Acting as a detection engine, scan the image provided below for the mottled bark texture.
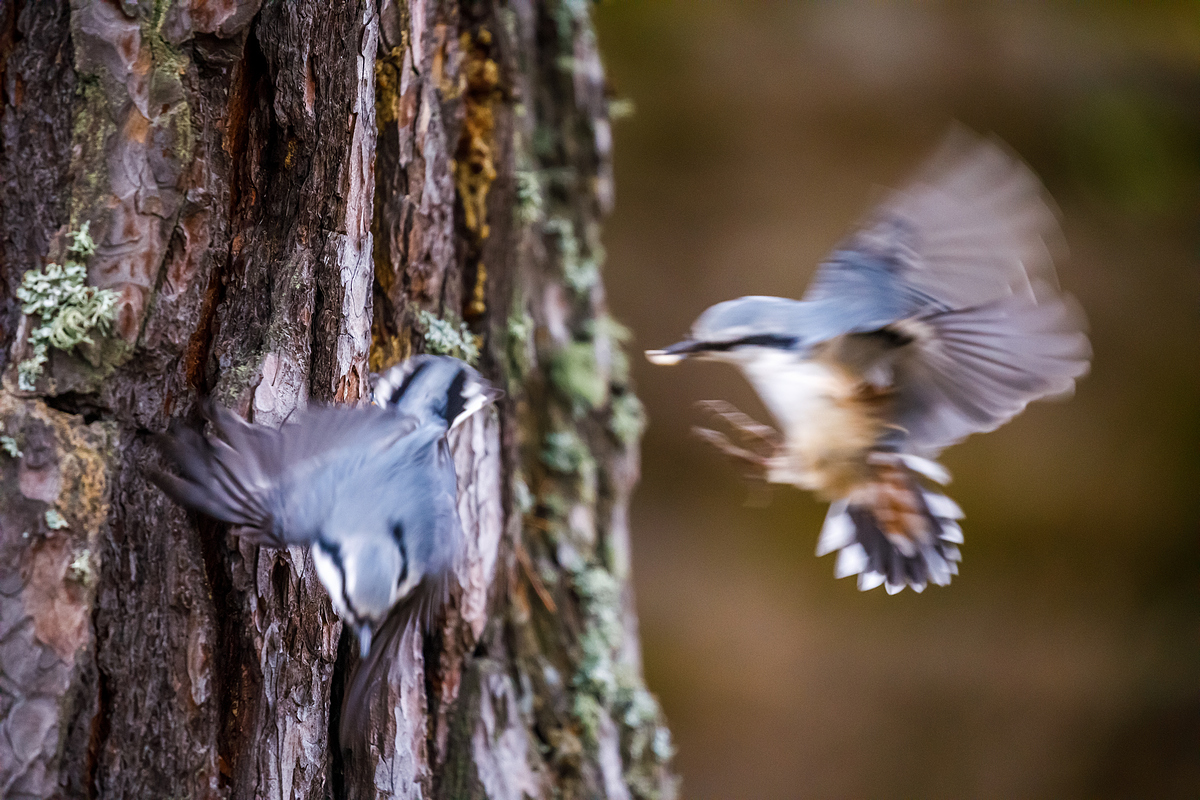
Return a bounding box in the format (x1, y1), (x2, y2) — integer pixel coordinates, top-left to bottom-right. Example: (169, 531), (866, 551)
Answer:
(0, 1), (675, 798)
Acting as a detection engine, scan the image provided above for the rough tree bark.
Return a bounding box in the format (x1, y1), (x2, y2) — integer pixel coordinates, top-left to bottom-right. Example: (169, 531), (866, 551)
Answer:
(0, 1), (676, 798)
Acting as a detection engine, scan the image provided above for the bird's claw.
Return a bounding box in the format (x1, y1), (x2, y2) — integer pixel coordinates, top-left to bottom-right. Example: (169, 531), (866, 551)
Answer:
(692, 400), (782, 486)
(694, 400), (782, 451)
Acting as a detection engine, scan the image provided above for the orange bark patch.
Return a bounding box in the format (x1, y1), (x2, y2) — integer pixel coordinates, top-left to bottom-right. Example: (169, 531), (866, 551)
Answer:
(454, 30), (501, 241)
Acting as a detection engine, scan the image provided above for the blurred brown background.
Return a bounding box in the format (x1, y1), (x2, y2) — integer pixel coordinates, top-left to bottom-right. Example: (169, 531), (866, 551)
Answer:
(592, 3), (1200, 797)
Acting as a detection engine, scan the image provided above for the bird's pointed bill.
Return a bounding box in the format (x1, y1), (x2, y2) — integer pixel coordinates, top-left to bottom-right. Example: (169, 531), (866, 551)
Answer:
(645, 340), (709, 365)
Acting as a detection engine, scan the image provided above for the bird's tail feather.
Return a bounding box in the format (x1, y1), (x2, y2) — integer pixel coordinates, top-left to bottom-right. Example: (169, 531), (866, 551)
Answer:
(817, 452), (963, 593)
(337, 574), (451, 751)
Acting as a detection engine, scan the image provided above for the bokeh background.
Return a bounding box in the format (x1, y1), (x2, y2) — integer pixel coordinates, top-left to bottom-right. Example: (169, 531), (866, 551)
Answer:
(592, 3), (1200, 797)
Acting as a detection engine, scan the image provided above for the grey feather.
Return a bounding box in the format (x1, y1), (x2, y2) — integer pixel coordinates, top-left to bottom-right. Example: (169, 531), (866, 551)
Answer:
(890, 291), (1090, 453)
(151, 401), (423, 546)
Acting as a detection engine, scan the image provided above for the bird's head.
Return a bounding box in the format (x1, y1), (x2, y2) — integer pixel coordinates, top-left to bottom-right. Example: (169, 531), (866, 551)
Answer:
(372, 354), (501, 429)
(311, 530), (421, 658)
(645, 296), (809, 366)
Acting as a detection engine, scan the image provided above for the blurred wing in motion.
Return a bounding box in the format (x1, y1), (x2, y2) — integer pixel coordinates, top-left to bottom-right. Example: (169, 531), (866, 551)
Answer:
(886, 294), (1089, 453)
(803, 129), (1089, 452)
(803, 128), (1067, 334)
(150, 401), (420, 546)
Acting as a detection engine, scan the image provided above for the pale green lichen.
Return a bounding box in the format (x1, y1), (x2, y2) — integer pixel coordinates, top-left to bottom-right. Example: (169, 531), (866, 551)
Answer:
(545, 216), (600, 294)
(571, 566), (622, 715)
(590, 314), (632, 385)
(569, 558), (674, 785)
(542, 429), (597, 507)
(68, 548), (94, 585)
(0, 422), (20, 459)
(574, 567), (622, 646)
(415, 309), (480, 365)
(539, 490), (570, 521)
(551, 341), (607, 415)
(16, 222), (119, 391)
(515, 170), (544, 225)
(609, 393), (646, 447)
(0, 437), (20, 459)
(45, 509), (69, 530)
(513, 472), (535, 515)
(507, 308), (535, 380)
(541, 429), (591, 475)
(572, 691), (605, 745)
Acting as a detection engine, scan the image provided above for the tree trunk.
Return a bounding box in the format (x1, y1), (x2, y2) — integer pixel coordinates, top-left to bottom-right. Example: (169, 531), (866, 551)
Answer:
(0, 1), (675, 798)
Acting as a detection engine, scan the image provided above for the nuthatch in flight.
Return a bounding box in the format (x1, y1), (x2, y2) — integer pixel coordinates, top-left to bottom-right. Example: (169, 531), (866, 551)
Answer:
(151, 354), (499, 734)
(647, 130), (1090, 594)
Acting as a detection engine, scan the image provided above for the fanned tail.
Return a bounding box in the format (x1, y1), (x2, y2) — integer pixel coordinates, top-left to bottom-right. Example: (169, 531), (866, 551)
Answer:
(816, 452), (964, 593)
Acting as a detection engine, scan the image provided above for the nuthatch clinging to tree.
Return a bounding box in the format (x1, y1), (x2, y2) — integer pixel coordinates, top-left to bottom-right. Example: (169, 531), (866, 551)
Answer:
(150, 354), (499, 736)
(646, 129), (1090, 594)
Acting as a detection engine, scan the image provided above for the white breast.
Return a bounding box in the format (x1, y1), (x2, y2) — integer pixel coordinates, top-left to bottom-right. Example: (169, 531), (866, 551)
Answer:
(736, 349), (879, 496)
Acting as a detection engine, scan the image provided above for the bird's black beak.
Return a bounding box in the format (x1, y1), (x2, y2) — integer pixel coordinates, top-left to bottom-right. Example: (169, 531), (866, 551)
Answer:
(645, 340), (707, 365)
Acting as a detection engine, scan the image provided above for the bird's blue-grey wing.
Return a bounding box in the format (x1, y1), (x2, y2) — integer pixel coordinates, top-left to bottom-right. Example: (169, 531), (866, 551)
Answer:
(888, 293), (1089, 454)
(335, 420), (465, 743)
(151, 402), (420, 545)
(799, 130), (1089, 452)
(802, 128), (1065, 327)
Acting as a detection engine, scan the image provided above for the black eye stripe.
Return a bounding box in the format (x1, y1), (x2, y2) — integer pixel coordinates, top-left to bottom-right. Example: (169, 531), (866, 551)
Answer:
(443, 369), (468, 424)
(318, 540), (363, 625)
(707, 334), (798, 352)
(393, 360), (430, 404)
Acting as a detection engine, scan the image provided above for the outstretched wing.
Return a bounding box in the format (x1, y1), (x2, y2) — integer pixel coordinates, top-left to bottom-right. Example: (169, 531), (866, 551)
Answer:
(802, 128), (1065, 337)
(150, 401), (420, 545)
(801, 129), (1089, 453)
(887, 292), (1089, 454)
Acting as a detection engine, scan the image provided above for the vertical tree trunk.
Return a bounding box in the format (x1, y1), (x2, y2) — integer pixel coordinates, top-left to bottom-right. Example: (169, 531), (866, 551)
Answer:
(0, 1), (676, 798)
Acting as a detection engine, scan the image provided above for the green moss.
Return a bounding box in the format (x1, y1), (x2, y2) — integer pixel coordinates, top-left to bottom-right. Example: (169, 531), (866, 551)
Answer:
(16, 223), (120, 391)
(415, 309), (481, 365)
(551, 341), (607, 414)
(507, 308), (535, 380)
(609, 393), (645, 447)
(514, 170), (544, 225)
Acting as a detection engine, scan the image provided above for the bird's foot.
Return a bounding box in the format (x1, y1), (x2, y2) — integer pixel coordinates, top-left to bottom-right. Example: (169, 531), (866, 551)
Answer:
(692, 400), (782, 484)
